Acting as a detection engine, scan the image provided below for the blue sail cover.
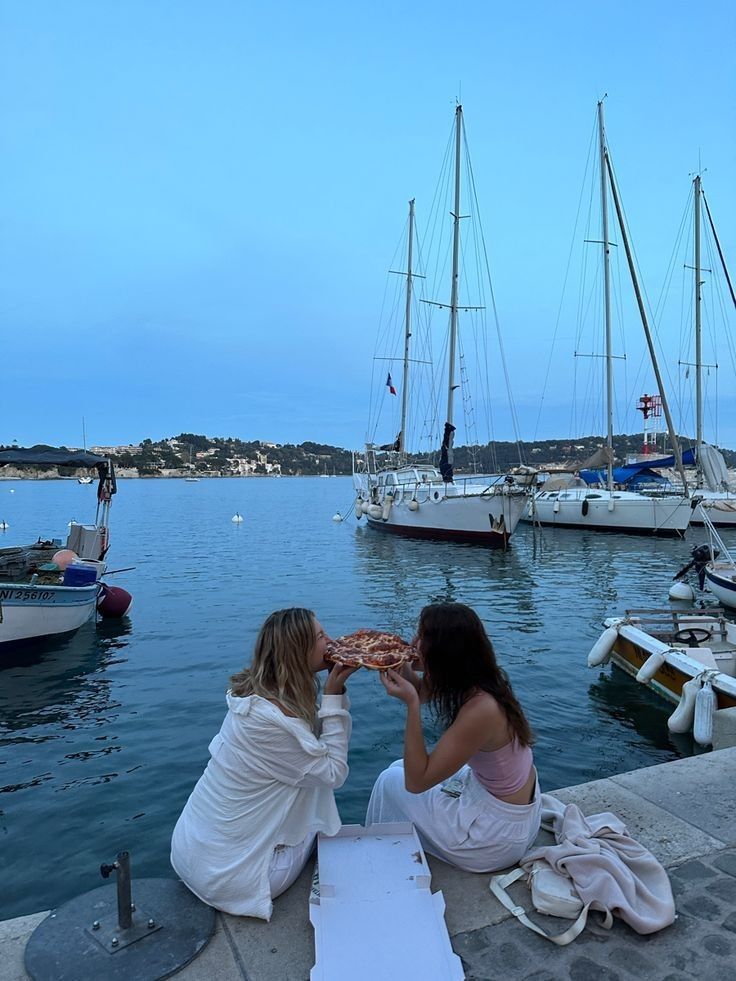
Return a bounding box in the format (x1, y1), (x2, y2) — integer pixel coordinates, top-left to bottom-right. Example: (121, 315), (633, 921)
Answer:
(580, 448), (696, 486)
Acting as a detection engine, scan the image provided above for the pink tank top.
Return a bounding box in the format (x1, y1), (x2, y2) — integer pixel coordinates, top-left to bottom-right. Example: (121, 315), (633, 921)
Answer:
(468, 739), (533, 797)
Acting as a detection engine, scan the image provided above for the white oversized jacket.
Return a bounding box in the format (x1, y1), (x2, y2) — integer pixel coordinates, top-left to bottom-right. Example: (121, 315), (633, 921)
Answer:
(170, 691), (351, 919)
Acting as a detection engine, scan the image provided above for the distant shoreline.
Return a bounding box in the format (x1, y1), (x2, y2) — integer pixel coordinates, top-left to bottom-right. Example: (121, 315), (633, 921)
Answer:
(0, 472), (345, 480)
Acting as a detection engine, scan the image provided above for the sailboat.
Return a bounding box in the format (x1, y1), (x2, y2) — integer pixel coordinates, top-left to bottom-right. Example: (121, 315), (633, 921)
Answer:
(185, 444), (200, 481)
(680, 175), (736, 527)
(78, 418), (94, 483)
(528, 101), (693, 536)
(352, 106), (533, 547)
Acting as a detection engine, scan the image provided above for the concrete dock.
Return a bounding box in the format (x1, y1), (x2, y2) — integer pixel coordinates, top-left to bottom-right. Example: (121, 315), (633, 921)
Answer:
(4, 747), (736, 980)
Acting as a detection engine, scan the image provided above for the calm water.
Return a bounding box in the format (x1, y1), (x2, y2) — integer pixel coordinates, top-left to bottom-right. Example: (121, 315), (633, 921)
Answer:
(1, 476), (733, 920)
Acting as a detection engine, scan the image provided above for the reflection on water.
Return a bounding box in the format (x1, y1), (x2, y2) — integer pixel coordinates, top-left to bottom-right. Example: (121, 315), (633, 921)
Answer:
(0, 618), (131, 730)
(1, 477), (735, 921)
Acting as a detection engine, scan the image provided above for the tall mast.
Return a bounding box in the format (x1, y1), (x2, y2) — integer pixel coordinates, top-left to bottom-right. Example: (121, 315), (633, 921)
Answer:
(694, 175), (703, 454)
(603, 141), (689, 495)
(598, 101), (614, 492)
(399, 199), (415, 455)
(446, 104), (463, 426)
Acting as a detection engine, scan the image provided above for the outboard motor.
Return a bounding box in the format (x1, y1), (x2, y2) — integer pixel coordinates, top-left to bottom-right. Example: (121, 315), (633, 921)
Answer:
(673, 542), (720, 590)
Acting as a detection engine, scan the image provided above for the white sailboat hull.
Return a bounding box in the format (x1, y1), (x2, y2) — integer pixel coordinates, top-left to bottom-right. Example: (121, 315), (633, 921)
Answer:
(356, 474), (529, 546)
(524, 489), (693, 536)
(705, 563), (736, 609)
(0, 582), (99, 648)
(691, 493), (736, 527)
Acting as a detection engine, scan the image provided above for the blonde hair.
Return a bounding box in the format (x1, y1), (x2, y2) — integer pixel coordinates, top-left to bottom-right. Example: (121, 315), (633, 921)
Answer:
(230, 608), (319, 724)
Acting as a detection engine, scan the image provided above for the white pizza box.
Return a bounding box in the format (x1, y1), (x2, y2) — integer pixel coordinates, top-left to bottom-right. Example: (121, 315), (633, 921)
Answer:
(310, 823), (464, 981)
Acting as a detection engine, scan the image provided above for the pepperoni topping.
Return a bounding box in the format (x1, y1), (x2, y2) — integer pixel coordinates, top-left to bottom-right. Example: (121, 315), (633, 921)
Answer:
(325, 629), (417, 670)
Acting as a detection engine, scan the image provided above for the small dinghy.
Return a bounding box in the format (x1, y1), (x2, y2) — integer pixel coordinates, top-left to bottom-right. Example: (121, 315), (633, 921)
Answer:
(588, 609), (736, 746)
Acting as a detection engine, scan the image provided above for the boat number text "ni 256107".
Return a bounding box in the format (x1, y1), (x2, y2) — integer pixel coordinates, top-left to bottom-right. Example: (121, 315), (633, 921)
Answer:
(0, 588), (57, 603)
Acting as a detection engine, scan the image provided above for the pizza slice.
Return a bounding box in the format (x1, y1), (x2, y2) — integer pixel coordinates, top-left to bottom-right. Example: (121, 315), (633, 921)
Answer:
(325, 629), (418, 670)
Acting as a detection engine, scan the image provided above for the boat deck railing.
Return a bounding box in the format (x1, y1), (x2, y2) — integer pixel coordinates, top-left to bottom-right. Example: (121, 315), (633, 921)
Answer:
(624, 607), (730, 643)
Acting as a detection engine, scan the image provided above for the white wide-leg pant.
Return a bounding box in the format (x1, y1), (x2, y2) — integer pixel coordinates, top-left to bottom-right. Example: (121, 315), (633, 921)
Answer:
(366, 761), (541, 872)
(268, 833), (316, 898)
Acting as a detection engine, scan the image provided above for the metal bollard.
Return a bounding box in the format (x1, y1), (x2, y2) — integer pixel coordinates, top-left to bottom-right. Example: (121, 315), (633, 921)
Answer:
(100, 850), (133, 930)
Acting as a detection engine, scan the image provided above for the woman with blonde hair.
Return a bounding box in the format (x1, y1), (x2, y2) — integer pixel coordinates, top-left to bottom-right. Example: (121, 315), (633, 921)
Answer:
(367, 602), (540, 872)
(171, 608), (355, 919)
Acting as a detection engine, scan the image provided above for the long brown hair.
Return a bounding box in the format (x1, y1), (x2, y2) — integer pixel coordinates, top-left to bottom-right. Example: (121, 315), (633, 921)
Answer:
(418, 602), (533, 746)
(229, 608), (318, 725)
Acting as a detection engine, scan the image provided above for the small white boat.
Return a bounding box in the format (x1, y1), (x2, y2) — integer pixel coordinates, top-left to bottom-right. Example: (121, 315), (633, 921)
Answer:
(588, 608), (736, 745)
(0, 447), (126, 652)
(78, 475), (93, 485)
(673, 512), (736, 611)
(705, 562), (736, 608)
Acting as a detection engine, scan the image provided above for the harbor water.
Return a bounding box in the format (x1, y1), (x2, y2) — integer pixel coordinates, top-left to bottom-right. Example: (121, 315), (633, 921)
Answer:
(1, 476), (733, 921)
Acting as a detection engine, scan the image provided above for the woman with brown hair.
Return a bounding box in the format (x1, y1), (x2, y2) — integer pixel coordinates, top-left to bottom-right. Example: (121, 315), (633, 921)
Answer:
(171, 608), (356, 919)
(366, 602), (540, 871)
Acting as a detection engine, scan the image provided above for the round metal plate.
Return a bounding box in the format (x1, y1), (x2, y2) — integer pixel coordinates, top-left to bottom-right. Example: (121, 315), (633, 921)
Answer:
(25, 878), (216, 981)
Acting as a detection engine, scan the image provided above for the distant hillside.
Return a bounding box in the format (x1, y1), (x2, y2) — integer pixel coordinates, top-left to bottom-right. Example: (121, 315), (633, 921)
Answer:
(2, 433), (734, 478)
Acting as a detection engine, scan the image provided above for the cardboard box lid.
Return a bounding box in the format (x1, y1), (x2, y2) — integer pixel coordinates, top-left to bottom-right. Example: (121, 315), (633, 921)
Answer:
(310, 823), (463, 981)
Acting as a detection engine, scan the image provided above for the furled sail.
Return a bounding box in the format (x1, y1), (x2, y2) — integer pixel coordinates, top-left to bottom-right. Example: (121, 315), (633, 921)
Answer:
(698, 443), (731, 491)
(580, 446), (614, 469)
(439, 423), (456, 483)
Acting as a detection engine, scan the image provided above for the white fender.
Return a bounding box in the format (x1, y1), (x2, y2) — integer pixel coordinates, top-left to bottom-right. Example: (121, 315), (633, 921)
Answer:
(381, 494), (394, 521)
(667, 675), (701, 733)
(668, 581), (695, 602)
(693, 678), (716, 746)
(367, 504), (383, 520)
(408, 498), (419, 511)
(355, 498), (363, 520)
(587, 626), (618, 667)
(636, 649), (667, 683)
(361, 500), (371, 515)
(553, 500), (560, 513)
(607, 498), (615, 512)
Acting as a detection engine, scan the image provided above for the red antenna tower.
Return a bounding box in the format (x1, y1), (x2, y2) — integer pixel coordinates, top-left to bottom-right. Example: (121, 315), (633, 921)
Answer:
(636, 394), (662, 454)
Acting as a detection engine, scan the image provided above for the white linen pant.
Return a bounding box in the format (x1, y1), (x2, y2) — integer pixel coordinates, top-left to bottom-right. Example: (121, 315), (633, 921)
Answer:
(366, 761), (541, 872)
(268, 833), (316, 898)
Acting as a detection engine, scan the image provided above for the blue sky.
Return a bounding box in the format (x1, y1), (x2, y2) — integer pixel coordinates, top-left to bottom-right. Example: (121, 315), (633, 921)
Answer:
(1, 1), (734, 451)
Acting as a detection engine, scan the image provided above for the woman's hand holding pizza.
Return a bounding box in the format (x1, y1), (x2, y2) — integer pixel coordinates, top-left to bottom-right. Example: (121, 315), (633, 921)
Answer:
(380, 667), (420, 707)
(323, 663), (359, 695)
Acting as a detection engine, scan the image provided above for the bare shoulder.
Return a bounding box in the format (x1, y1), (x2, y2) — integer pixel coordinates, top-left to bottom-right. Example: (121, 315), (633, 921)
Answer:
(454, 691), (510, 746)
(460, 690), (504, 722)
